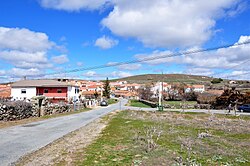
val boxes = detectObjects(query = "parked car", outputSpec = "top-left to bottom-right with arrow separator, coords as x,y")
238,104 -> 250,112
100,101 -> 108,106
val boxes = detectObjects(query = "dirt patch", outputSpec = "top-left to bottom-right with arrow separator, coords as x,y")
0,117 -> 42,129
15,112 -> 117,166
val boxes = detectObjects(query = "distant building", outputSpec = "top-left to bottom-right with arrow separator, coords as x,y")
229,80 -> 237,84
185,85 -> 205,93
11,80 -> 79,102
151,82 -> 171,95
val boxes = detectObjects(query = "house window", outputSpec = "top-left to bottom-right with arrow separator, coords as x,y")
57,89 -> 62,93
75,88 -> 80,94
44,89 -> 48,93
21,89 -> 26,94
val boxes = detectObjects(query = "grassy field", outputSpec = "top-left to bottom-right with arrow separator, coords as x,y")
79,110 -> 250,166
128,100 -> 152,108
164,101 -> 197,109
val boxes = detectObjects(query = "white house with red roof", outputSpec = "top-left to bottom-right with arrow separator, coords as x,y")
11,80 -> 80,102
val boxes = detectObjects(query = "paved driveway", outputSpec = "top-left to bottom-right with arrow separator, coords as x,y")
0,99 -> 127,166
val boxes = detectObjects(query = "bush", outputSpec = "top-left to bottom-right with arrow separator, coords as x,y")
211,78 -> 223,84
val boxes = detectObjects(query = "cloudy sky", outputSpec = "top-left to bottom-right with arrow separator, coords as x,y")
0,0 -> 250,82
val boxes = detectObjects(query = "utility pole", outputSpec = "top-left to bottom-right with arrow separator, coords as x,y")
158,72 -> 164,111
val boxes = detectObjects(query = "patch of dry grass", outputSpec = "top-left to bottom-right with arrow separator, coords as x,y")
81,110 -> 250,166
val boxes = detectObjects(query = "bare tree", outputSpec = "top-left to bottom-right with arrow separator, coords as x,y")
138,84 -> 153,101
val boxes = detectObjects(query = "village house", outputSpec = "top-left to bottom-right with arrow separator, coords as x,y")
185,84 -> 205,93
151,82 -> 172,95
11,80 -> 80,103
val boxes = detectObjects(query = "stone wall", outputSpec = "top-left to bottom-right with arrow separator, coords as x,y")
0,101 -> 37,121
0,97 -> 80,121
43,105 -> 70,116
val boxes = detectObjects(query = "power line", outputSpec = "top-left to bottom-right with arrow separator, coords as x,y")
211,58 -> 250,77
38,40 -> 250,78
225,71 -> 250,78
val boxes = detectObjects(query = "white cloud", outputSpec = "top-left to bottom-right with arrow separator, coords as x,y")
77,62 -> 83,66
51,54 -> 69,64
135,50 -> 175,65
83,71 -> 98,77
0,50 -> 53,69
118,64 -> 141,70
95,36 -> 118,49
111,71 -> 132,78
180,36 -> 250,69
82,70 -> 132,79
40,0 -> 110,11
184,68 -> 214,76
135,36 -> 250,78
0,26 -> 69,80
0,27 -> 53,52
0,70 -> 6,76
9,68 -> 43,77
226,1 -> 247,17
137,36 -> 250,68
107,62 -> 142,70
102,0 -> 243,48
14,62 -> 53,69
219,70 -> 250,80
0,50 -> 48,63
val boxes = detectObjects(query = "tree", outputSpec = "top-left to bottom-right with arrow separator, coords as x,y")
211,78 -> 223,84
94,91 -> 99,99
103,77 -> 111,99
138,84 -> 153,101
165,83 -> 186,101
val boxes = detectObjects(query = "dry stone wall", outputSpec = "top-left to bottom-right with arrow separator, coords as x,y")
43,105 -> 70,116
0,97 -> 73,121
0,101 -> 36,121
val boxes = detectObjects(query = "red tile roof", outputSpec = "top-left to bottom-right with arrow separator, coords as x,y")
0,87 -> 11,98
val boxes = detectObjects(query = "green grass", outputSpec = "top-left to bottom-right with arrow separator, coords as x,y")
108,98 -> 119,105
128,100 -> 152,108
78,111 -> 250,166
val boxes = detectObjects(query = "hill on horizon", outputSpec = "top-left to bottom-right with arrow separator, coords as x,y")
112,74 -> 217,84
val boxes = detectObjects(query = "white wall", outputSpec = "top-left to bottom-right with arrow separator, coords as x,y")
11,87 -> 36,100
67,86 -> 80,102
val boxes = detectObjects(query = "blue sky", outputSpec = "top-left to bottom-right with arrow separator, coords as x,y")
0,0 -> 250,82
